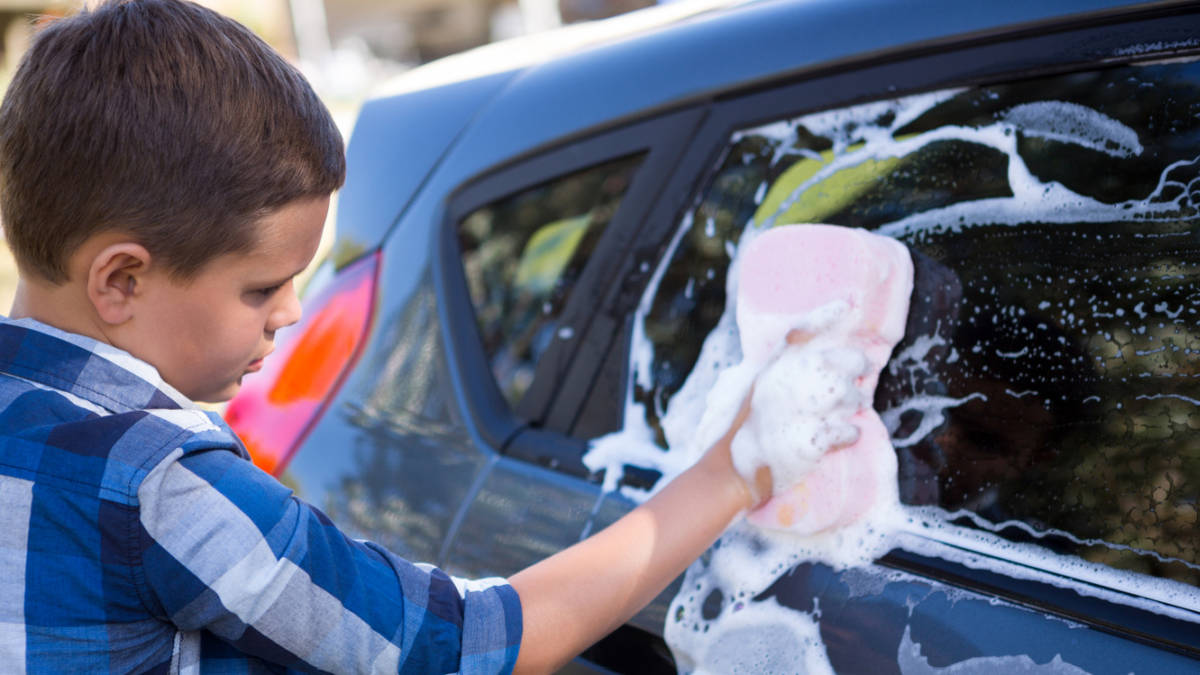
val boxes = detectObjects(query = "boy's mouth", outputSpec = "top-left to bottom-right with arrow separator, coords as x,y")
245,347 -> 275,373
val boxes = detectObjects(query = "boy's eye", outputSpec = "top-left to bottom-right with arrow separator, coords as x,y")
256,283 -> 285,297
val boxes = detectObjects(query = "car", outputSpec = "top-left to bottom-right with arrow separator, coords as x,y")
225,0 -> 1200,672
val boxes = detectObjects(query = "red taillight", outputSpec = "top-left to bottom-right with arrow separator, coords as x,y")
225,252 -> 379,475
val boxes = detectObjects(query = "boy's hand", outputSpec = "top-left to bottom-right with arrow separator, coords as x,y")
507,324 -> 818,675
703,384 -> 770,509
707,326 -> 815,509
785,326 -> 815,347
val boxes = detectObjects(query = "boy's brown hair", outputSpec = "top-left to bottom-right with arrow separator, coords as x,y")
0,0 -> 346,285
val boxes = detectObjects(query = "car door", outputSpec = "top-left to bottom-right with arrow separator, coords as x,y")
431,107 -> 707,673
553,8 -> 1200,674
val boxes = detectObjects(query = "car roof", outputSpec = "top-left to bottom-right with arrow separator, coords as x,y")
369,0 -> 758,101
336,0 -> 1181,263
375,0 -> 1163,106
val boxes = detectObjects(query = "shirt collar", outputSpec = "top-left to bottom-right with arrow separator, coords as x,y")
0,316 -> 196,414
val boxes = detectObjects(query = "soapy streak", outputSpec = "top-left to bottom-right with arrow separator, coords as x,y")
740,91 -> 960,168
898,510 -> 1200,617
750,92 -> 1195,240
760,114 -> 1143,231
762,125 -> 1016,230
1003,101 -> 1143,158
889,331 -> 947,377
997,348 -> 1029,358
930,508 -> 1200,575
584,212 -> 698,495
1136,393 -> 1200,407
633,210 -> 694,393
1115,39 -> 1200,56
878,155 -> 1200,239
750,91 -> 962,155
897,626 -> 1097,675
881,393 -> 986,449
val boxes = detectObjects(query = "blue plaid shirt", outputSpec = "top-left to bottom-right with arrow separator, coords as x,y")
0,316 -> 522,674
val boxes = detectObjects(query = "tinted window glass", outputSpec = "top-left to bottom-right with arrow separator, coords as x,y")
459,155 -> 643,409
637,62 -> 1200,586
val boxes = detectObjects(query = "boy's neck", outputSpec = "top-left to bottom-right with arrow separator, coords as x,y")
10,276 -> 115,347
9,230 -> 143,348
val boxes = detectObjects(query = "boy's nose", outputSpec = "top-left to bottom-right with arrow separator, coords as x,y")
267,286 -> 303,332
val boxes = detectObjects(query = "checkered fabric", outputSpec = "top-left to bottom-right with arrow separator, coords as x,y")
0,316 -> 522,674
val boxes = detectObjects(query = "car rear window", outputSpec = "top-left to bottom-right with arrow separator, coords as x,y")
458,154 -> 644,410
635,61 -> 1200,587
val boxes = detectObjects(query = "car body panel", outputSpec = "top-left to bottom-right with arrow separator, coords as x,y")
441,454 -> 599,580
766,560 -> 1200,674
284,220 -> 493,566
333,71 -> 515,267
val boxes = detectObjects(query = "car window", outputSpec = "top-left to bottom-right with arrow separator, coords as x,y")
634,61 -> 1200,588
458,155 -> 644,410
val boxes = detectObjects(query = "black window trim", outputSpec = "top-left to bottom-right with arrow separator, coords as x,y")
574,5 -> 1200,651
880,548 -> 1200,659
438,105 -> 707,476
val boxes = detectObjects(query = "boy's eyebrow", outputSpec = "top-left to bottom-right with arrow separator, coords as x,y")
255,264 -> 309,288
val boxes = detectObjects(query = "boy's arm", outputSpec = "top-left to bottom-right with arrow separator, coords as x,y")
138,440 -> 522,675
509,402 -> 764,675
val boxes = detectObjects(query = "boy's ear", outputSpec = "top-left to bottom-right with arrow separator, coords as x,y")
87,242 -> 153,325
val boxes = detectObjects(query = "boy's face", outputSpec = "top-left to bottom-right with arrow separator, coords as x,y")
132,196 -> 329,403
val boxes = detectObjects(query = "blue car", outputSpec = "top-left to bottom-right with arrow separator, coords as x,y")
227,0 -> 1200,671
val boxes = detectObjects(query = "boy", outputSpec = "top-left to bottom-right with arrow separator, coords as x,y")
0,1 -> 767,673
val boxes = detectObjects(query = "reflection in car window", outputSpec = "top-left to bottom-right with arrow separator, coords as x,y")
636,61 -> 1200,587
459,155 -> 643,410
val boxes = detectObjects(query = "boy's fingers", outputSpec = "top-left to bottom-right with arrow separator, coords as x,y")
785,328 -> 814,346
753,466 -> 773,505
732,385 -> 754,429
717,384 -> 754,445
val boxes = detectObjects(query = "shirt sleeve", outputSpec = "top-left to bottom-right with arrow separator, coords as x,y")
135,442 -> 522,675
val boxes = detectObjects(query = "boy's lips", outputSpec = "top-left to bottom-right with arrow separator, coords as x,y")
246,350 -> 272,373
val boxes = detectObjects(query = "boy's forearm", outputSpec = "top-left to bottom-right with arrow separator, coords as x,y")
508,440 -> 754,675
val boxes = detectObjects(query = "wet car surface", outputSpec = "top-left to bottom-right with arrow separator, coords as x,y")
227,0 -> 1200,671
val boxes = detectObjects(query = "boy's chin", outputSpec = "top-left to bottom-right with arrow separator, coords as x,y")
188,379 -> 241,405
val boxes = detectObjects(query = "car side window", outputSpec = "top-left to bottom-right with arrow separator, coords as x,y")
458,155 -> 644,410
635,61 -> 1200,587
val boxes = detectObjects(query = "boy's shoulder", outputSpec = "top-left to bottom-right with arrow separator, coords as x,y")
0,317 -> 247,504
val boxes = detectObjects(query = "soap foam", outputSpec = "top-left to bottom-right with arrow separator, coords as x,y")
668,589 -> 834,675
897,626 -> 1098,675
1002,101 -> 1143,158
734,340 -> 866,494
692,299 -> 867,496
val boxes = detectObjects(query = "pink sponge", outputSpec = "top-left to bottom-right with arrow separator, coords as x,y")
735,224 -> 912,535
737,224 -> 911,371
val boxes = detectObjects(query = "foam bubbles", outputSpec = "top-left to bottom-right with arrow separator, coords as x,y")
897,626 -> 1096,675
668,591 -> 834,675
1002,101 -> 1143,158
